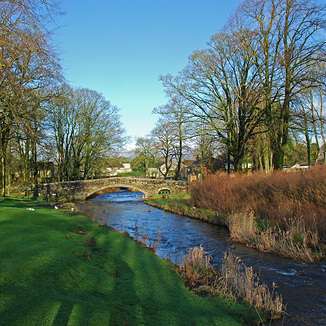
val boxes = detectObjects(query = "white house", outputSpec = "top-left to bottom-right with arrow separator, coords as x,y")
105,163 -> 132,176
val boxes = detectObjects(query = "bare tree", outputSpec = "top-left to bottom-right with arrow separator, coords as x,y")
151,117 -> 178,179
0,0 -> 62,195
153,96 -> 193,179
234,0 -> 326,169
160,28 -> 264,171
47,85 -> 127,181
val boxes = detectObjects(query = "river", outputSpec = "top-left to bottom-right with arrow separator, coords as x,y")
77,189 -> 326,326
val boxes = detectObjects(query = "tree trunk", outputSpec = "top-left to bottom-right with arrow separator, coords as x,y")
175,137 -> 183,180
32,140 -> 39,197
1,155 -> 6,197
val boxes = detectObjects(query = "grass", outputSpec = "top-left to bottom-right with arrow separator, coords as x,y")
232,215 -> 320,262
0,196 -> 260,326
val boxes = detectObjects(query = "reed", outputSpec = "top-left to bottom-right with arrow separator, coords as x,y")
227,212 -> 257,244
189,166 -> 326,258
179,246 -> 217,292
179,246 -> 284,319
219,251 -> 284,319
132,220 -> 162,253
227,213 -> 321,262
255,218 -> 319,262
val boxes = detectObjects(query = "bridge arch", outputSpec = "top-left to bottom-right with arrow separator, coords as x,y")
158,188 -> 171,198
158,188 -> 171,194
85,183 -> 149,199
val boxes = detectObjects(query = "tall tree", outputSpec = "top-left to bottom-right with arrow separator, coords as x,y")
0,0 -> 62,194
160,28 -> 264,171
47,85 -> 127,181
47,84 -> 75,181
235,0 -> 326,169
153,96 -> 193,179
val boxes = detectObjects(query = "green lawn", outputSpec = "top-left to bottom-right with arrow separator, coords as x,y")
0,197 -> 259,326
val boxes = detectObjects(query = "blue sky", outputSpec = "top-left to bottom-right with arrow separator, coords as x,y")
55,0 -> 241,142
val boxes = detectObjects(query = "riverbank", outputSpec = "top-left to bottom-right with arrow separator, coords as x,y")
145,193 -> 324,262
146,194 -> 229,226
0,196 -> 261,326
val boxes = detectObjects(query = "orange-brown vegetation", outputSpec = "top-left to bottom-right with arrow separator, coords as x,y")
189,167 -> 326,260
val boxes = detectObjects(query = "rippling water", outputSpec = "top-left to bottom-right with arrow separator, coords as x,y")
77,189 -> 326,326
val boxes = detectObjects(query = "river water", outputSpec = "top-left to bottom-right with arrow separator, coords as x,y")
77,189 -> 326,326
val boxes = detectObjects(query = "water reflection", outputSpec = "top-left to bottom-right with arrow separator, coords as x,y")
77,189 -> 326,326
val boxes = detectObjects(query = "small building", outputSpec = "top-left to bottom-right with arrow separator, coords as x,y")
104,163 -> 132,176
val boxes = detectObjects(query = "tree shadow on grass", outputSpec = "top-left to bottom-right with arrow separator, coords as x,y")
51,302 -> 74,326
106,233 -> 256,326
0,197 -> 39,208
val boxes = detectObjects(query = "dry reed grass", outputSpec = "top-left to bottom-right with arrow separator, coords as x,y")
189,166 -> 326,257
227,213 -> 322,262
255,218 -> 320,262
133,220 -> 163,253
219,251 -> 284,319
179,246 -> 217,292
227,212 -> 257,244
179,246 -> 284,319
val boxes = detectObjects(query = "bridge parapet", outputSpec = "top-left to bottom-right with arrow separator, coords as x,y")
33,177 -> 187,201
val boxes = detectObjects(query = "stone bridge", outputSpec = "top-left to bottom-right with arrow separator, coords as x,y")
33,177 -> 187,201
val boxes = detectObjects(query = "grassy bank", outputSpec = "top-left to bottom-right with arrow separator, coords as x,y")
146,194 -> 228,226
0,196 -> 261,326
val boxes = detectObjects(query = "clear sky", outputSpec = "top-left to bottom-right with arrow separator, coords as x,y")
55,0 -> 241,143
